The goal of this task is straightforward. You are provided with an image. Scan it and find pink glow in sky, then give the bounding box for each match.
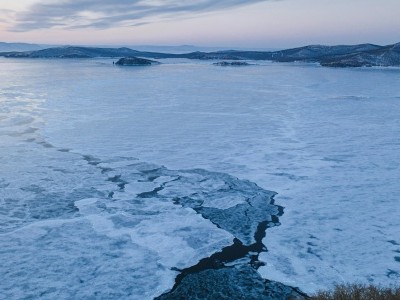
[0,0,399,48]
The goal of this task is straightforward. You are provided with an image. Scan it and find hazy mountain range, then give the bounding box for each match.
[0,42,52,52]
[1,42,399,67]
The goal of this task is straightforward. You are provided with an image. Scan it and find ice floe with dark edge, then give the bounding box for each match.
[0,129,306,299]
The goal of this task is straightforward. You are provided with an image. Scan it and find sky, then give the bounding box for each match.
[0,0,399,48]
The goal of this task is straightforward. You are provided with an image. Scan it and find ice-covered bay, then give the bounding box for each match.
[0,58,399,297]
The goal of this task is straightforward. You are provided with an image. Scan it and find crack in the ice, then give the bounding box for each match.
[24,134,306,299]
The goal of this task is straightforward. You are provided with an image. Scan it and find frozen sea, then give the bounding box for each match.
[0,57,399,298]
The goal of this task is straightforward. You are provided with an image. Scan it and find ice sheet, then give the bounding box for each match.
[1,58,399,297]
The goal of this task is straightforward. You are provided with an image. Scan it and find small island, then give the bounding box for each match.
[213,61,252,66]
[115,57,160,66]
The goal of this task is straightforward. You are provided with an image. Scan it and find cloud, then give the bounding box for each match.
[11,0,270,32]
[0,8,16,25]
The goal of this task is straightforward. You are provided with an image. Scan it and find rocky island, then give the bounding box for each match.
[115,57,160,66]
[213,61,252,66]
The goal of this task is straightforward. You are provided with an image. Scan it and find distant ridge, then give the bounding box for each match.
[1,42,399,67]
[319,43,400,67]
[0,42,50,52]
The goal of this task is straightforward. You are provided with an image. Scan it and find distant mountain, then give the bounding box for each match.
[122,45,228,54]
[176,43,400,67]
[113,45,278,54]
[180,43,400,67]
[320,43,400,67]
[0,42,50,52]
[0,46,239,59]
[268,44,382,62]
[1,43,400,67]
[0,46,152,58]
